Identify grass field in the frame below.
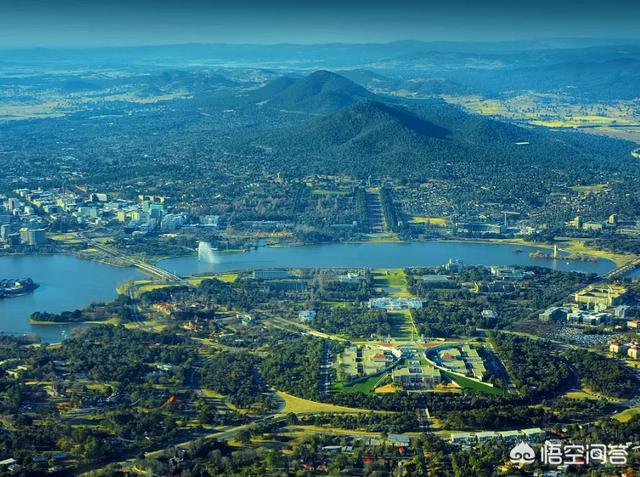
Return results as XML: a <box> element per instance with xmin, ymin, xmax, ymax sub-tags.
<box><xmin>321</xmin><ymin>300</ymin><xmax>353</xmax><ymax>309</ymax></box>
<box><xmin>388</xmin><ymin>311</ymin><xmax>416</xmax><ymax>341</ymax></box>
<box><xmin>186</xmin><ymin>273</ymin><xmax>239</xmax><ymax>286</ymax></box>
<box><xmin>443</xmin><ymin>93</ymin><xmax>640</xmax><ymax>143</ymax></box>
<box><xmin>374</xmin><ymin>383</ymin><xmax>400</xmax><ymax>394</ymax></box>
<box><xmin>410</xmin><ymin>216</ymin><xmax>448</xmax><ymax>227</ymax></box>
<box><xmin>283</xmin><ymin>425</ymin><xmax>384</xmax><ymax>444</ymax></box>
<box><xmin>479</xmin><ymin>237</ymin><xmax>635</xmax><ymax>268</ymax></box>
<box><xmin>276</xmin><ymin>391</ymin><xmax>370</xmax><ymax>414</ymax></box>
<box><xmin>136</xmin><ymin>282</ymin><xmax>174</xmax><ymax>295</ymax></box>
<box><xmin>201</xmin><ymin>389</ymin><xmax>225</xmax><ymax>399</ymax></box>
<box><xmin>445</xmin><ymin>372</ymin><xmax>506</xmax><ymax>395</ymax></box>
<box><xmin>370</xmin><ymin>269</ymin><xmax>419</xmax><ymax>341</ymax></box>
<box><xmin>312</xmin><ymin>189</ymin><xmax>349</xmax><ymax>196</ymax></box>
<box><xmin>364</xmin><ymin>233</ymin><xmax>401</xmax><ymax>243</ymax></box>
<box><xmin>334</xmin><ymin>372</ymin><xmax>388</xmax><ymax>394</ymax></box>
<box><xmin>559</xmin><ymin>238</ymin><xmax>635</xmax><ymax>267</ymax></box>
<box><xmin>49</xmin><ymin>232</ymin><xmax>83</xmax><ymax>243</ymax></box>
<box><xmin>613</xmin><ymin>407</ymin><xmax>640</xmax><ymax>423</ymax></box>
<box><xmin>371</xmin><ymin>269</ymin><xmax>411</xmax><ymax>297</ymax></box>
<box><xmin>570</xmin><ymin>183</ymin><xmax>609</xmax><ymax>194</ymax></box>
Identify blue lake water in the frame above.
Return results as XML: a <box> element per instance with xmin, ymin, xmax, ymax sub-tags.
<box><xmin>159</xmin><ymin>241</ymin><xmax>616</xmax><ymax>276</ymax></box>
<box><xmin>0</xmin><ymin>255</ymin><xmax>143</xmax><ymax>342</ymax></box>
<box><xmin>628</xmin><ymin>268</ymin><xmax>640</xmax><ymax>279</ymax></box>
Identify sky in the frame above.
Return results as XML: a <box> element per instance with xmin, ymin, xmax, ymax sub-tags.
<box><xmin>1</xmin><ymin>0</ymin><xmax>639</xmax><ymax>47</ymax></box>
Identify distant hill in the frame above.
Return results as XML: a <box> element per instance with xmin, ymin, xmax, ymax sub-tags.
<box><xmin>246</xmin><ymin>70</ymin><xmax>375</xmax><ymax>113</ymax></box>
<box><xmin>449</xmin><ymin>58</ymin><xmax>640</xmax><ymax>100</ymax></box>
<box><xmin>340</xmin><ymin>69</ymin><xmax>470</xmax><ymax>96</ymax></box>
<box><xmin>338</xmin><ymin>69</ymin><xmax>394</xmax><ymax>90</ymax></box>
<box><xmin>398</xmin><ymin>77</ymin><xmax>471</xmax><ymax>96</ymax></box>
<box><xmin>248</xmin><ymin>99</ymin><xmax>636</xmax><ymax>183</ymax></box>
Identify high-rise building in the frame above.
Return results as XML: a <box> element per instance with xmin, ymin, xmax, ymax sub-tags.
<box><xmin>19</xmin><ymin>227</ymin><xmax>30</xmax><ymax>243</ymax></box>
<box><xmin>6</xmin><ymin>198</ymin><xmax>20</xmax><ymax>212</ymax></box>
<box><xmin>27</xmin><ymin>229</ymin><xmax>47</xmax><ymax>246</ymax></box>
<box><xmin>0</xmin><ymin>223</ymin><xmax>17</xmax><ymax>239</ymax></box>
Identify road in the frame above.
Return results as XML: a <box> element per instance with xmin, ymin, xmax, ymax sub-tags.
<box><xmin>319</xmin><ymin>342</ymin><xmax>332</xmax><ymax>397</ymax></box>
<box><xmin>416</xmin><ymin>395</ymin><xmax>432</xmax><ymax>433</ymax></box>
<box><xmin>266</xmin><ymin>314</ymin><xmax>348</xmax><ymax>342</ymax></box>
<box><xmin>81</xmin><ymin>233</ymin><xmax>185</xmax><ymax>283</ymax></box>
<box><xmin>604</xmin><ymin>256</ymin><xmax>640</xmax><ymax>279</ymax></box>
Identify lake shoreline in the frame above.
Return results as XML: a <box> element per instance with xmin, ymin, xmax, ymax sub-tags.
<box><xmin>160</xmin><ymin>238</ymin><xmax>619</xmax><ymax>278</ymax></box>
<box><xmin>2</xmin><ymin>235</ymin><xmax>629</xmax><ymax>272</ymax></box>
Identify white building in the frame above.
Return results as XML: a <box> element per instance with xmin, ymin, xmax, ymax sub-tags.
<box><xmin>369</xmin><ymin>297</ymin><xmax>423</xmax><ymax>310</ymax></box>
<box><xmin>299</xmin><ymin>310</ymin><xmax>316</xmax><ymax>323</ymax></box>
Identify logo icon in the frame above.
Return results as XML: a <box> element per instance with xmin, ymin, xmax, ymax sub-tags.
<box><xmin>510</xmin><ymin>442</ymin><xmax>536</xmax><ymax>465</ymax></box>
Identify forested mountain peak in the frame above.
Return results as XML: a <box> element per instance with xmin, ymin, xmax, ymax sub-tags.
<box><xmin>309</xmin><ymin>99</ymin><xmax>450</xmax><ymax>142</ymax></box>
<box><xmin>249</xmin><ymin>98</ymin><xmax>637</xmax><ymax>182</ymax></box>
<box><xmin>247</xmin><ymin>70</ymin><xmax>375</xmax><ymax>112</ymax></box>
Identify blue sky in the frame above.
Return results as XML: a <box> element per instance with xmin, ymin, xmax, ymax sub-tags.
<box><xmin>1</xmin><ymin>0</ymin><xmax>639</xmax><ymax>47</ymax></box>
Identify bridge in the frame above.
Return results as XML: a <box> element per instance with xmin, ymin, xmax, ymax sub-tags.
<box><xmin>83</xmin><ymin>236</ymin><xmax>184</xmax><ymax>283</ymax></box>
<box><xmin>604</xmin><ymin>256</ymin><xmax>640</xmax><ymax>279</ymax></box>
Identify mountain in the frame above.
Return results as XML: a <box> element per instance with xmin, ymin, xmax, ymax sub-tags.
<box><xmin>249</xmin><ymin>99</ymin><xmax>637</xmax><ymax>182</ymax></box>
<box><xmin>338</xmin><ymin>69</ymin><xmax>394</xmax><ymax>90</ymax></box>
<box><xmin>447</xmin><ymin>58</ymin><xmax>640</xmax><ymax>100</ymax></box>
<box><xmin>340</xmin><ymin>69</ymin><xmax>470</xmax><ymax>96</ymax></box>
<box><xmin>246</xmin><ymin>70</ymin><xmax>375</xmax><ymax>113</ymax></box>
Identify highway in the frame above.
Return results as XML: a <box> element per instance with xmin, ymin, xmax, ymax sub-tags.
<box><xmin>604</xmin><ymin>256</ymin><xmax>640</xmax><ymax>279</ymax></box>
<box><xmin>82</xmin><ymin>234</ymin><xmax>185</xmax><ymax>283</ymax></box>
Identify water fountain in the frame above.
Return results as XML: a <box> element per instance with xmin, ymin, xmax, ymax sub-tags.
<box><xmin>197</xmin><ymin>241</ymin><xmax>218</xmax><ymax>263</ymax></box>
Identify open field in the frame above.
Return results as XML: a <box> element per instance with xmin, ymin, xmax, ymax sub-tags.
<box><xmin>370</xmin><ymin>269</ymin><xmax>418</xmax><ymax>340</ymax></box>
<box><xmin>334</xmin><ymin>372</ymin><xmax>388</xmax><ymax>394</ymax></box>
<box><xmin>123</xmin><ymin>319</ymin><xmax>168</xmax><ymax>332</ymax></box>
<box><xmin>410</xmin><ymin>216</ymin><xmax>448</xmax><ymax>227</ymax></box>
<box><xmin>562</xmin><ymin>385</ymin><xmax>622</xmax><ymax>401</ymax></box>
<box><xmin>275</xmin><ymin>391</ymin><xmax>371</xmax><ymax>414</ymax></box>
<box><xmin>363</xmin><ymin>232</ymin><xmax>401</xmax><ymax>243</ymax></box>
<box><xmin>445</xmin><ymin>372</ymin><xmax>506</xmax><ymax>395</ymax></box>
<box><xmin>570</xmin><ymin>183</ymin><xmax>609</xmax><ymax>193</ymax></box>
<box><xmin>613</xmin><ymin>407</ymin><xmax>640</xmax><ymax>423</ymax></box>
<box><xmin>371</xmin><ymin>268</ymin><xmax>411</xmax><ymax>297</ymax></box>
<box><xmin>283</xmin><ymin>425</ymin><xmax>387</xmax><ymax>444</ymax></box>
<box><xmin>559</xmin><ymin>238</ymin><xmax>636</xmax><ymax>267</ymax></box>
<box><xmin>186</xmin><ymin>273</ymin><xmax>239</xmax><ymax>286</ymax></box>
<box><xmin>388</xmin><ymin>311</ymin><xmax>416</xmax><ymax>341</ymax></box>
<box><xmin>321</xmin><ymin>300</ymin><xmax>353</xmax><ymax>309</ymax></box>
<box><xmin>443</xmin><ymin>93</ymin><xmax>640</xmax><ymax>143</ymax></box>
<box><xmin>49</xmin><ymin>232</ymin><xmax>83</xmax><ymax>243</ymax></box>
<box><xmin>312</xmin><ymin>189</ymin><xmax>349</xmax><ymax>196</ymax></box>
<box><xmin>475</xmin><ymin>237</ymin><xmax>635</xmax><ymax>268</ymax></box>
<box><xmin>374</xmin><ymin>383</ymin><xmax>400</xmax><ymax>393</ymax></box>
<box><xmin>135</xmin><ymin>282</ymin><xmax>174</xmax><ymax>295</ymax></box>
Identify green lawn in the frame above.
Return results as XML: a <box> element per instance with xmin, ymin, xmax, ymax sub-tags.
<box><xmin>370</xmin><ymin>269</ymin><xmax>419</xmax><ymax>341</ymax></box>
<box><xmin>334</xmin><ymin>372</ymin><xmax>387</xmax><ymax>394</ymax></box>
<box><xmin>371</xmin><ymin>269</ymin><xmax>410</xmax><ymax>295</ymax></box>
<box><xmin>613</xmin><ymin>407</ymin><xmax>640</xmax><ymax>423</ymax></box>
<box><xmin>321</xmin><ymin>300</ymin><xmax>353</xmax><ymax>309</ymax></box>
<box><xmin>445</xmin><ymin>372</ymin><xmax>506</xmax><ymax>395</ymax></box>
<box><xmin>312</xmin><ymin>189</ymin><xmax>349</xmax><ymax>196</ymax></box>
<box><xmin>388</xmin><ymin>311</ymin><xmax>416</xmax><ymax>341</ymax></box>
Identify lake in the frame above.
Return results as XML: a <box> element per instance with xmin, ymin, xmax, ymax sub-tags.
<box><xmin>159</xmin><ymin>241</ymin><xmax>617</xmax><ymax>276</ymax></box>
<box><xmin>0</xmin><ymin>255</ymin><xmax>143</xmax><ymax>342</ymax></box>
<box><xmin>0</xmin><ymin>241</ymin><xmax>619</xmax><ymax>342</ymax></box>
<box><xmin>628</xmin><ymin>268</ymin><xmax>640</xmax><ymax>279</ymax></box>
